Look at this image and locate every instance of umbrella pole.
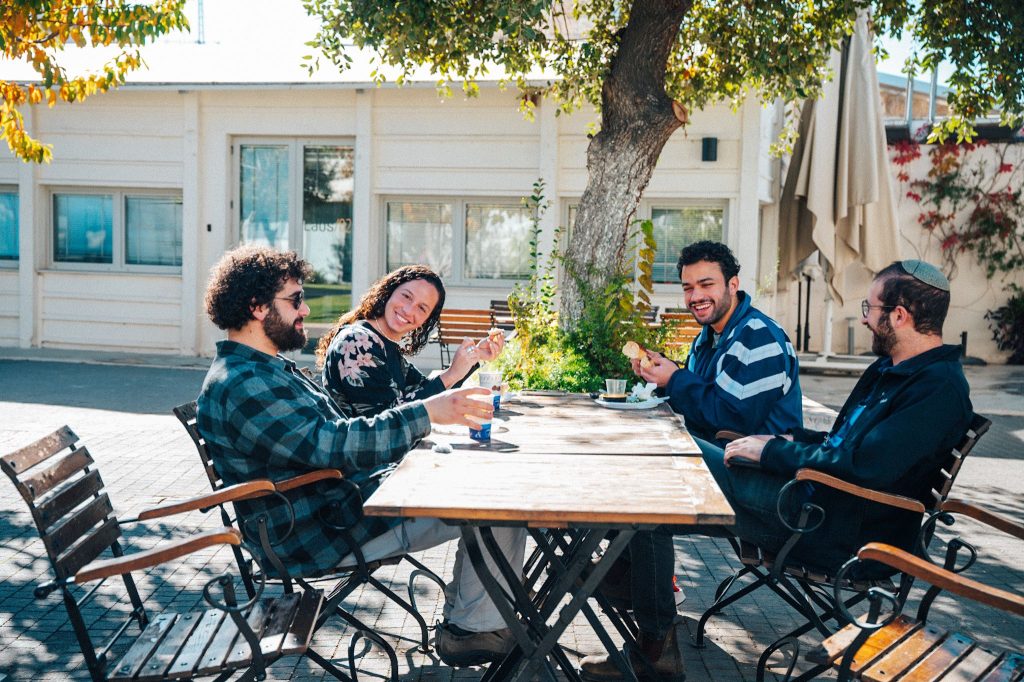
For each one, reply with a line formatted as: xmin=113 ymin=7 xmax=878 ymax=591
xmin=803 ymin=275 xmax=812 ymax=352
xmin=796 ymin=279 xmax=804 ymax=352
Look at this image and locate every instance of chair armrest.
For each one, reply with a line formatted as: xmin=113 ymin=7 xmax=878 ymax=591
xmin=136 ymin=480 xmax=276 ymax=521
xmin=275 ymin=469 xmax=343 ymax=493
xmin=795 ymin=469 xmax=926 ymax=514
xmin=74 ymin=528 xmax=243 ymax=584
xmin=715 ymin=430 xmax=747 ymax=442
xmin=941 ymin=499 xmax=1024 ymax=541
xmin=857 ymin=542 xmax=1024 ymax=616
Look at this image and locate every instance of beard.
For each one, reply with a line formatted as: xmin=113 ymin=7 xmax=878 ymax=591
xmin=693 ymin=291 xmax=734 ymax=328
xmin=870 ymin=314 xmax=896 ymax=356
xmin=263 ymin=305 xmax=307 ymax=352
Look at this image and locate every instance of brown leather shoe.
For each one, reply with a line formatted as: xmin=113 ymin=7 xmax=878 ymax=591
xmin=579 ymin=619 xmax=686 ymax=681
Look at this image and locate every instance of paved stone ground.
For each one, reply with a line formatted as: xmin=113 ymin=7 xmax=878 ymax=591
xmin=1 ymin=356 xmax=1022 ymax=681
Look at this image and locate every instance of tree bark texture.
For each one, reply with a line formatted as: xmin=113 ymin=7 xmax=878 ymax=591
xmin=560 ymin=0 xmax=691 ymax=328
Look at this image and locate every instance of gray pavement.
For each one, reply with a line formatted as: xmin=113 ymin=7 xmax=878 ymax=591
xmin=1 ymin=353 xmax=1022 ymax=681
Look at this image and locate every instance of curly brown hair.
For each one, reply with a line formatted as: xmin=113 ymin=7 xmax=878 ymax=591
xmin=315 ymin=265 xmax=446 ymax=366
xmin=205 ymin=245 xmax=312 ymax=331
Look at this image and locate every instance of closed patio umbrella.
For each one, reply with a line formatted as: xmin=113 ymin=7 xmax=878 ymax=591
xmin=779 ymin=10 xmax=901 ymax=309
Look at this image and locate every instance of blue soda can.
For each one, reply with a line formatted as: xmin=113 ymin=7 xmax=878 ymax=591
xmin=492 ymin=392 xmax=501 ymax=411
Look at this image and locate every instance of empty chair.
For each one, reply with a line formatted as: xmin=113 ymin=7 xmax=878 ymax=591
xmin=0 ymin=425 xmax=340 ymax=681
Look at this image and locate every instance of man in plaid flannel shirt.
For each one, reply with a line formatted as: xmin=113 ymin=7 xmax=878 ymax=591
xmin=196 ymin=245 xmax=525 ymax=667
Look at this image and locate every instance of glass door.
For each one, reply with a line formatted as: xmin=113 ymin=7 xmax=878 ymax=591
xmin=238 ymin=140 xmax=354 ymax=350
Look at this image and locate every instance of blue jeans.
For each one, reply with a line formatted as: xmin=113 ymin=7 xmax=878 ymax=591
xmin=627 ymin=437 xmax=805 ymax=637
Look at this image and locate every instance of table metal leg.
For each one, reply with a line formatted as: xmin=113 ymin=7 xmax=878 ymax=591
xmin=460 ymin=525 xmax=640 ymax=682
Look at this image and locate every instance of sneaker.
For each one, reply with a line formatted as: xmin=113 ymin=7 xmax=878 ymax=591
xmin=435 ymin=621 xmax=515 ymax=667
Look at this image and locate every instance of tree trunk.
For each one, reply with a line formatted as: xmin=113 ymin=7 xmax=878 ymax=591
xmin=560 ymin=0 xmax=691 ymax=328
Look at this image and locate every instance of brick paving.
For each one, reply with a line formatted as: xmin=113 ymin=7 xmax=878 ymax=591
xmin=1 ymin=357 xmax=1021 ymax=680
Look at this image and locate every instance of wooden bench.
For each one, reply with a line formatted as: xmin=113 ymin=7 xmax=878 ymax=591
xmin=658 ymin=310 xmax=702 ymax=358
xmin=436 ymin=308 xmax=495 ymax=367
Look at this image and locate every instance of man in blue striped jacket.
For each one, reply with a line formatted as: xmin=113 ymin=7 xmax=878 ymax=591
xmin=639 ymin=240 xmax=803 ymax=444
xmin=581 ymin=241 xmax=802 ymax=682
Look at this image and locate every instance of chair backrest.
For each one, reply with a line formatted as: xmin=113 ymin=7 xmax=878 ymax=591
xmin=173 ymin=401 xmax=224 ymax=491
xmin=926 ymin=412 xmax=991 ymax=510
xmin=640 ymin=306 xmax=659 ymax=323
xmin=1 ymin=426 xmax=123 ymax=581
xmin=1 ymin=427 xmax=149 ymax=680
xmin=489 ymin=298 xmax=515 ymax=330
xmin=437 ymin=308 xmax=495 ymax=345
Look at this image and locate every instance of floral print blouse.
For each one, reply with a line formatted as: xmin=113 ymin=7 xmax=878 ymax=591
xmin=322 ymin=320 xmax=471 ymax=417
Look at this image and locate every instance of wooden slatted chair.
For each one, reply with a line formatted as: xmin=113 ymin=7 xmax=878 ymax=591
xmin=172 ymin=402 xmax=445 ymax=662
xmin=694 ymin=413 xmax=992 ymax=681
xmin=490 ymin=298 xmax=515 ymax=331
xmin=0 ymin=426 xmax=342 ymax=682
xmin=436 ymin=308 xmax=495 ymax=367
xmin=802 ymin=499 xmax=1024 ymax=681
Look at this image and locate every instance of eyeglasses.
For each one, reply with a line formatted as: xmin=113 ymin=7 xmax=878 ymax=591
xmin=861 ymin=300 xmax=895 ymax=318
xmin=275 ymin=292 xmax=305 ymax=310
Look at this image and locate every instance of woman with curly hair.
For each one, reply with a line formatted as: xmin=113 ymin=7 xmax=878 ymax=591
xmin=315 ymin=265 xmax=504 ymax=417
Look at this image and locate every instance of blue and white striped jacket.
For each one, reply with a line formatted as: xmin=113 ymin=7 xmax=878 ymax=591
xmin=664 ymin=292 xmax=802 ymax=442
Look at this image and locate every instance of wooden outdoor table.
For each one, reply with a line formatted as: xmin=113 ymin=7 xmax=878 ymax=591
xmin=420 ymin=392 xmax=701 ymax=456
xmin=364 ymin=392 xmax=733 ymax=682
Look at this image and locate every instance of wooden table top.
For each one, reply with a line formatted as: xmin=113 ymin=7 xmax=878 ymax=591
xmin=364 ymin=450 xmax=735 ymax=528
xmin=422 ymin=392 xmax=701 ymax=456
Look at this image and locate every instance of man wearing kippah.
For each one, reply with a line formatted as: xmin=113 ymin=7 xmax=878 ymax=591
xmin=581 ymin=260 xmax=973 ymax=682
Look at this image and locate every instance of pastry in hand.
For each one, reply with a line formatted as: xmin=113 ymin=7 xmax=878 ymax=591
xmin=622 ymin=341 xmax=653 ymax=369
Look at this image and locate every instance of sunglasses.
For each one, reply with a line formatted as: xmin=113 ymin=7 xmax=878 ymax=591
xmin=275 ymin=292 xmax=305 ymax=310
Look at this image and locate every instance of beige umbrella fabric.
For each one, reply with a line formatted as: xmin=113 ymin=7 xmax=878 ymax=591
xmin=778 ymin=10 xmax=900 ymax=306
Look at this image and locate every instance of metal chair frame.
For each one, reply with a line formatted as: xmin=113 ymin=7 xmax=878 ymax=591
xmin=172 ymin=402 xmax=446 ymax=674
xmin=694 ymin=413 xmax=992 ymax=681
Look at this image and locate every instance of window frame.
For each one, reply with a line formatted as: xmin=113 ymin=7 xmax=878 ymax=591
xmin=48 ymin=187 xmax=183 ymax=273
xmin=563 ymin=198 xmax=730 ymax=290
xmin=233 ymin=136 xmax=356 ymax=256
xmin=0 ymin=185 xmax=17 ymax=267
xmin=382 ymin=195 xmax=536 ymax=286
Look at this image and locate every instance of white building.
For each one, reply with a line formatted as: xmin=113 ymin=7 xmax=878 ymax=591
xmin=0 ymin=16 xmax=777 ymax=361
xmin=2 ymin=2 xmax=1015 ymax=364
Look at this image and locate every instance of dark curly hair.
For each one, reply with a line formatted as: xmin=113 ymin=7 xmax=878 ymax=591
xmin=315 ymin=265 xmax=446 ymax=365
xmin=676 ymin=240 xmax=741 ymax=282
xmin=875 ymin=262 xmax=950 ymax=336
xmin=205 ymin=245 xmax=312 ymax=331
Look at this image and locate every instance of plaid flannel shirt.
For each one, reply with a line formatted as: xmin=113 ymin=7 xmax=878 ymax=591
xmin=196 ymin=340 xmax=431 ymax=577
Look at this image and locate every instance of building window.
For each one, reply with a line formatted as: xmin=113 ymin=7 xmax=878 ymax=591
xmin=52 ymin=190 xmax=181 ymax=269
xmin=385 ymin=198 xmax=532 ymax=283
xmin=0 ymin=190 xmax=17 ymax=261
xmin=464 ymin=203 xmax=532 ymax=279
xmin=126 ymin=196 xmax=183 ymax=266
xmin=237 ymin=139 xmax=354 ymax=325
xmin=651 ymin=206 xmax=725 ymax=283
xmin=386 ymin=202 xmax=453 ymax=276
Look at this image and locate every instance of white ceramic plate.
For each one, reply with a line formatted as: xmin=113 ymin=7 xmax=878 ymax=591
xmin=594 ymin=396 xmax=669 ymax=410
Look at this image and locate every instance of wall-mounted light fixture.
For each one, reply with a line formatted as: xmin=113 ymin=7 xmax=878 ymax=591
xmin=701 ymin=137 xmax=718 ymax=162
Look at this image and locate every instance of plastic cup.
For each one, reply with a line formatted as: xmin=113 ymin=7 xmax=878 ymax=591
xmin=479 ymin=371 xmax=503 ymax=411
xmin=467 ymin=394 xmax=493 ymax=442
xmin=605 ymin=378 xmax=627 ymax=395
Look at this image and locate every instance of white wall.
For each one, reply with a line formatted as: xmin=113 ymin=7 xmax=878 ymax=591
xmin=0 ymin=271 xmax=17 ymax=344
xmin=2 ymin=83 xmax=764 ymax=357
xmin=767 ymin=141 xmax=1024 ymax=363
